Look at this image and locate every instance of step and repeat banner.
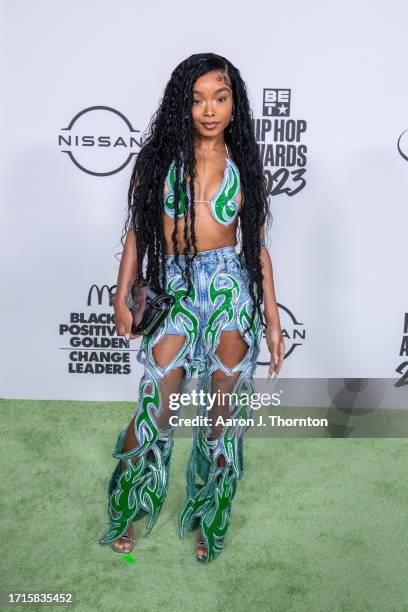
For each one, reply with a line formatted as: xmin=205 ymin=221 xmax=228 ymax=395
xmin=2 ymin=0 xmax=408 ymax=403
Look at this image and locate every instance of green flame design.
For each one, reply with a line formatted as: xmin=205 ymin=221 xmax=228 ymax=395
xmin=212 ymin=161 xmax=239 ymax=224
xmin=205 ymin=272 xmax=240 ymax=352
xmin=99 ymin=377 xmax=174 ymax=544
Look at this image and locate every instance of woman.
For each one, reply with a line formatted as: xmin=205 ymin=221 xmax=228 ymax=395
xmin=98 ymin=52 xmax=285 ymax=563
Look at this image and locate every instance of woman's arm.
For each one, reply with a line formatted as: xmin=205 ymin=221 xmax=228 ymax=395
xmin=259 ymin=226 xmax=281 ymax=328
xmin=113 ymin=227 xmax=139 ymax=341
xmin=259 ymin=227 xmax=285 ymax=377
xmin=114 ymin=227 xmax=138 ymax=308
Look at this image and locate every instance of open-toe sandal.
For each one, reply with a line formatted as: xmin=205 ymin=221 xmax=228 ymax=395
xmin=110 ymin=534 xmax=135 ymax=554
xmin=196 ymin=535 xmax=207 ymax=562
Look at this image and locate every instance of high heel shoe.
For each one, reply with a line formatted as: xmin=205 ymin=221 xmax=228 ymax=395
xmin=110 ymin=529 xmax=135 ymax=554
xmin=195 ymin=531 xmax=207 ymax=562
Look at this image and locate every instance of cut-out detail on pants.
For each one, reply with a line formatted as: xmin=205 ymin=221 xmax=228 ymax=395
xmin=98 ymin=330 xmax=196 ymax=545
xmin=98 ymin=246 xmax=263 ymax=561
xmin=178 ymin=298 xmax=262 ymax=563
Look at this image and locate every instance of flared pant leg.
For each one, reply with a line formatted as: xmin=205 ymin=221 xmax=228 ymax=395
xmin=179 ymin=294 xmax=263 ymax=563
xmin=99 ymin=317 xmax=199 ymax=546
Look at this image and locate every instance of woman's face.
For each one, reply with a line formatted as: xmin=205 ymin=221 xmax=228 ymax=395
xmin=191 ymin=70 xmax=233 ymax=139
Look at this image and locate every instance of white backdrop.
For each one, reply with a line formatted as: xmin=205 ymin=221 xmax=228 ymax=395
xmin=2 ymin=0 xmax=408 ymax=402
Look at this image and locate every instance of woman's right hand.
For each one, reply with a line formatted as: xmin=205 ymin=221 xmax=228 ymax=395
xmin=114 ymin=302 xmax=139 ymax=340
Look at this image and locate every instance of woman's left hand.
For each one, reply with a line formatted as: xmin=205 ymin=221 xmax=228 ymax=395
xmin=265 ymin=325 xmax=285 ymax=378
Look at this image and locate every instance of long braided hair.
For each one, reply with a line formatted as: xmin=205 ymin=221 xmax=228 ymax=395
xmin=119 ymin=52 xmax=271 ymax=334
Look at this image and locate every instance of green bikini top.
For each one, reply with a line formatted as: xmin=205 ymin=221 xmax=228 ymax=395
xmin=163 ymin=143 xmax=241 ymax=226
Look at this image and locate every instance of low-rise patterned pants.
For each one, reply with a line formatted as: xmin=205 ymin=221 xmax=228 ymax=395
xmin=98 ymin=245 xmax=263 ymax=563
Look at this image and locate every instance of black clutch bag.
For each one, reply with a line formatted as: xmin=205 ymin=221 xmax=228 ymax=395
xmin=109 ymin=281 xmax=174 ymax=337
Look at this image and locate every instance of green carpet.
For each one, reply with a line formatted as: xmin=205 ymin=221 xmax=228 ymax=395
xmin=1 ymin=399 xmax=408 ymax=612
